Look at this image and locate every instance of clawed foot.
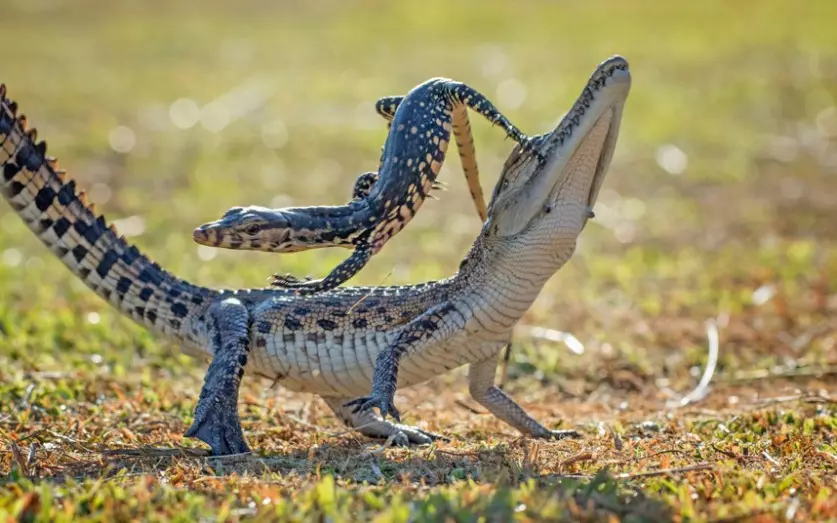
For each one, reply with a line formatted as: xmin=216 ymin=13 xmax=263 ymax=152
xmin=269 ymin=273 xmax=313 ymax=288
xmin=387 ymin=424 xmax=448 ymax=446
xmin=521 ymin=135 xmax=548 ymax=162
xmin=539 ymin=429 xmax=582 ymax=441
xmin=184 ymin=394 xmax=250 ymax=456
xmin=344 ymin=393 xmax=400 ymax=423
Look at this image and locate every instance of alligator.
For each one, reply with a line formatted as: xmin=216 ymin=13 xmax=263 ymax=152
xmin=0 ymin=55 xmax=630 ymax=456
xmin=192 ymin=78 xmax=538 ymax=294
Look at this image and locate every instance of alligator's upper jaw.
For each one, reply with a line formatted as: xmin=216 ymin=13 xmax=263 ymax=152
xmin=488 ymin=57 xmax=631 ymax=238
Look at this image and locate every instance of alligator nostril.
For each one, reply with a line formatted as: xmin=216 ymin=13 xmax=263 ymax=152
xmin=193 ymin=228 xmax=209 ymax=242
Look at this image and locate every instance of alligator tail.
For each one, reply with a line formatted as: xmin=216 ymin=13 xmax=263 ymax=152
xmin=0 ymin=84 xmax=216 ymax=339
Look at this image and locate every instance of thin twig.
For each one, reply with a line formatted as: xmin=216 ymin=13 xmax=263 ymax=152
xmin=615 ymin=462 xmax=713 ymax=479
xmin=724 ymin=365 xmax=837 ymax=384
xmin=667 ymin=319 xmax=719 ymax=408
xmin=538 ymin=462 xmax=713 ymax=482
xmin=559 ymin=451 xmax=594 ymax=471
xmin=454 ymin=400 xmax=486 ymax=415
xmin=347 ymin=271 xmax=393 ymax=314
xmin=517 ymin=325 xmax=585 ymax=355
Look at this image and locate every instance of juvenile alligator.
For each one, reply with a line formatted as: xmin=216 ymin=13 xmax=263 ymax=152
xmin=0 ymin=56 xmax=630 ymax=456
xmin=193 ymin=79 xmax=536 ymax=294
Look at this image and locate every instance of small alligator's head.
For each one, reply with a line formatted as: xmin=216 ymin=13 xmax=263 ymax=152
xmin=477 ymin=56 xmax=630 ymax=274
xmin=192 ymin=206 xmax=356 ymax=252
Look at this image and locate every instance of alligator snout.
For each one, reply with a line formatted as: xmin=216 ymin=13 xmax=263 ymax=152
xmin=192 ymin=224 xmax=218 ymax=246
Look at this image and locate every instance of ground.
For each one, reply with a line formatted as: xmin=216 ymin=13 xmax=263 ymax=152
xmin=1 ymin=0 xmax=836 ymax=521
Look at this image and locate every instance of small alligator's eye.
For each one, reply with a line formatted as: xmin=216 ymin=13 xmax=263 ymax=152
xmin=244 ymin=224 xmax=262 ymax=236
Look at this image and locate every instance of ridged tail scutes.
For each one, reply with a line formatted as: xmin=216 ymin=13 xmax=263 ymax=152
xmin=0 ymin=84 xmax=214 ymax=339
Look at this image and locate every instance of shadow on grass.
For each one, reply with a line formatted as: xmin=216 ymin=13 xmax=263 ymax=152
xmin=3 ymin=442 xmax=676 ymax=521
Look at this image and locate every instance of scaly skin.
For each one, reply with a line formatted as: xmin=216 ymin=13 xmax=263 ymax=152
xmin=192 ymin=78 xmax=537 ymax=294
xmin=0 ymin=56 xmax=631 ymax=455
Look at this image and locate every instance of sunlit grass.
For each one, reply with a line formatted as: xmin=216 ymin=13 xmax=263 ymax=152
xmin=1 ymin=0 xmax=836 ymax=520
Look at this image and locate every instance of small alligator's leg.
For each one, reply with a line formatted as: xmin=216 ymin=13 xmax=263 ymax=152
xmin=344 ymin=303 xmax=460 ymax=420
xmin=450 ymin=107 xmax=487 ymax=221
xmin=322 ymin=397 xmax=445 ymax=446
xmin=184 ymin=298 xmax=252 ymax=455
xmin=270 ymin=241 xmax=373 ymax=292
xmin=448 ymin=83 xmax=545 ymax=160
xmin=468 ymin=351 xmax=580 ymax=440
xmin=351 ymin=171 xmax=379 ymax=201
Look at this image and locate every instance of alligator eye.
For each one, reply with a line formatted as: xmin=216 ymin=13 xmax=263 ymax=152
xmin=244 ymin=224 xmax=262 ymax=235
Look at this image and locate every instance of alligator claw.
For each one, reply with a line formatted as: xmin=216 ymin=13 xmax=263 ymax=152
xmin=522 ymin=136 xmax=547 ymax=162
xmin=269 ymin=273 xmax=312 ymax=288
xmin=185 ymin=393 xmax=250 ymax=456
xmin=344 ymin=394 xmax=401 ymax=423
xmin=543 ymin=429 xmax=582 ymax=441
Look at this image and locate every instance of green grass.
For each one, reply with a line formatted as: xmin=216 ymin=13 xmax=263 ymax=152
xmin=1 ymin=0 xmax=837 ymax=520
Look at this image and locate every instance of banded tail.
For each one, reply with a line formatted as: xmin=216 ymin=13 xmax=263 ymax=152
xmin=0 ymin=84 xmax=215 ymax=339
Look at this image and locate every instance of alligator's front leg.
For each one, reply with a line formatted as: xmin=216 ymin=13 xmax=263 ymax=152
xmin=322 ymin=397 xmax=445 ymax=446
xmin=270 ymin=242 xmax=373 ymax=292
xmin=468 ymin=352 xmax=580 ymax=441
xmin=184 ymin=298 xmax=252 ymax=455
xmin=344 ymin=303 xmax=461 ymax=420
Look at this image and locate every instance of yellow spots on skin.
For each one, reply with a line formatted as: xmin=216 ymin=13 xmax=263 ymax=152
xmin=430 ymin=160 xmax=442 ymax=174
xmin=439 ymin=139 xmax=449 ymax=153
xmin=410 ymin=126 xmax=417 ymax=134
xmin=435 ymin=119 xmax=442 ymax=126
xmin=406 ymin=158 xmax=413 ymax=167
xmin=398 ymin=204 xmax=413 ymax=220
xmin=418 ymin=162 xmax=427 ymax=171
xmin=426 ymin=153 xmax=432 ymax=163
xmin=432 ymin=136 xmax=439 ymax=145
xmin=442 ymin=122 xmax=452 ymax=132
xmin=397 ymin=124 xmax=405 ymax=131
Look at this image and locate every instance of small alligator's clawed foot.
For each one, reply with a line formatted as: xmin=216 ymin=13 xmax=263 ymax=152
xmin=388 ymin=424 xmax=448 ymax=446
xmin=269 ymin=273 xmax=313 ymax=288
xmin=344 ymin=393 xmax=401 ymax=423
xmin=185 ymin=395 xmax=250 ymax=456
xmin=520 ymin=135 xmax=548 ymax=162
xmin=539 ymin=429 xmax=582 ymax=441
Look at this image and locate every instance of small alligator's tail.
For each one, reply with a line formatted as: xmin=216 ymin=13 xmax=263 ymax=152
xmin=0 ymin=84 xmax=216 ymax=339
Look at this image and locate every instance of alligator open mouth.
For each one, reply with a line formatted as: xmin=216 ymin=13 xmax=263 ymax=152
xmin=486 ymin=56 xmax=631 ymax=239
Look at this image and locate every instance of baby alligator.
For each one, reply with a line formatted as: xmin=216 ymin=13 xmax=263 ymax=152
xmin=193 ymin=78 xmax=538 ymax=294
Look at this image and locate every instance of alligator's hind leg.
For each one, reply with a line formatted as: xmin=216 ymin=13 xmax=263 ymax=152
xmin=322 ymin=397 xmax=445 ymax=446
xmin=184 ymin=298 xmax=252 ymax=455
xmin=377 ymin=95 xmax=487 ymax=220
xmin=467 ymin=351 xmax=580 ymax=441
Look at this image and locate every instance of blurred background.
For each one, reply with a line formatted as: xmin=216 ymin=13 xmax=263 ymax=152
xmin=1 ymin=0 xmax=835 ymax=408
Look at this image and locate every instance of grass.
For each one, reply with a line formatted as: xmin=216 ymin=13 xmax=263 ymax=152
xmin=1 ymin=0 xmax=836 ymax=520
